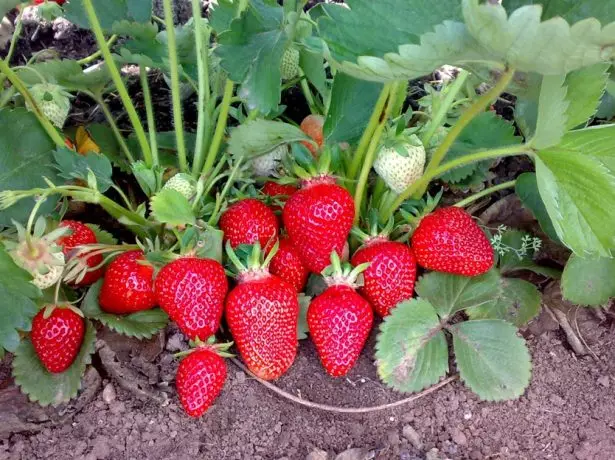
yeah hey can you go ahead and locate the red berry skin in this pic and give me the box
[58,220,104,286]
[283,179,355,273]
[99,251,156,314]
[155,257,228,341]
[31,307,85,374]
[176,348,227,418]
[225,274,299,380]
[351,239,417,317]
[261,182,298,217]
[411,207,494,276]
[300,115,324,156]
[34,0,66,4]
[308,285,373,377]
[220,198,279,251]
[269,238,309,292]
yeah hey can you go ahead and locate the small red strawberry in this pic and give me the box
[351,236,417,317]
[300,114,324,156]
[225,243,299,380]
[411,207,494,276]
[31,305,84,374]
[308,254,373,377]
[220,198,279,251]
[57,220,104,286]
[269,237,309,292]
[176,346,227,418]
[283,176,354,273]
[155,257,228,341]
[99,250,156,314]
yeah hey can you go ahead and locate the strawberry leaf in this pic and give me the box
[299,47,327,99]
[150,189,196,227]
[415,269,502,318]
[375,298,448,393]
[81,280,168,339]
[531,74,568,149]
[85,224,118,245]
[502,0,615,23]
[514,173,561,244]
[564,63,610,129]
[450,319,531,401]
[53,147,113,193]
[16,60,112,95]
[65,0,152,31]
[561,254,615,306]
[210,0,247,34]
[228,119,311,160]
[12,319,96,407]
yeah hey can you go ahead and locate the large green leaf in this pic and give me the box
[299,47,327,100]
[451,319,531,401]
[324,73,383,145]
[535,125,615,256]
[53,147,113,193]
[16,60,112,95]
[532,74,568,149]
[502,0,615,23]
[150,189,196,227]
[65,0,152,31]
[12,319,96,407]
[564,63,610,129]
[414,269,502,318]
[561,254,615,306]
[227,119,311,160]
[82,280,168,339]
[0,109,60,226]
[375,299,448,393]
[515,173,560,243]
[210,0,247,34]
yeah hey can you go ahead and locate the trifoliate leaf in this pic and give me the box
[451,319,531,401]
[81,280,168,339]
[150,189,196,227]
[227,119,311,160]
[53,147,113,193]
[515,173,561,244]
[12,319,96,407]
[375,299,448,393]
[561,254,615,306]
[415,269,502,319]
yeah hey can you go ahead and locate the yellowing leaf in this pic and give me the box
[76,126,101,155]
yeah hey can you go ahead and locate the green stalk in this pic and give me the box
[202,79,234,176]
[4,8,24,66]
[382,143,531,221]
[347,83,393,181]
[419,68,516,197]
[82,0,152,166]
[162,0,188,172]
[208,159,242,226]
[454,180,517,208]
[77,35,118,65]
[419,69,469,147]
[93,94,135,163]
[191,0,212,177]
[139,66,159,166]
[0,60,64,146]
[299,70,318,115]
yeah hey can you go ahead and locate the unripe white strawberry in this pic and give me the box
[163,173,196,200]
[374,134,426,194]
[251,144,288,177]
[31,252,65,289]
[280,47,300,81]
[27,83,71,128]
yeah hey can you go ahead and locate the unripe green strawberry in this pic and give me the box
[27,83,71,129]
[280,47,300,80]
[163,173,196,200]
[251,144,289,177]
[374,134,426,194]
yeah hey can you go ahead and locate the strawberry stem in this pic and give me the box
[139,66,160,167]
[201,79,235,177]
[454,179,517,208]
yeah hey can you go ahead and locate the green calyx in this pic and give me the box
[225,240,279,279]
[399,189,443,232]
[42,303,84,320]
[321,251,369,289]
[352,209,395,244]
[289,145,341,183]
[175,335,235,359]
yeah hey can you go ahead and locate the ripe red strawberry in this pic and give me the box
[262,181,297,215]
[283,176,354,273]
[176,347,227,418]
[300,114,324,156]
[308,255,373,377]
[269,237,309,292]
[31,306,84,374]
[155,257,228,340]
[57,220,103,286]
[220,198,279,251]
[351,238,417,317]
[225,244,299,380]
[99,250,156,314]
[411,207,494,276]
[34,0,66,4]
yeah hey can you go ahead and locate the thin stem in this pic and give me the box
[4,8,24,66]
[94,94,135,163]
[419,69,469,147]
[208,159,242,226]
[139,66,159,166]
[162,0,188,172]
[454,179,517,208]
[0,60,64,146]
[202,79,234,176]
[348,83,393,181]
[299,70,318,115]
[191,0,212,177]
[82,0,152,166]
[419,68,516,197]
[77,34,118,65]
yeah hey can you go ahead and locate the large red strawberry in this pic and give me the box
[57,220,104,286]
[31,306,84,374]
[283,176,354,273]
[176,347,227,418]
[411,207,494,276]
[351,237,417,317]
[99,250,156,314]
[225,243,299,380]
[220,198,279,251]
[269,237,309,292]
[155,257,228,340]
[308,254,373,377]
[261,181,297,216]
